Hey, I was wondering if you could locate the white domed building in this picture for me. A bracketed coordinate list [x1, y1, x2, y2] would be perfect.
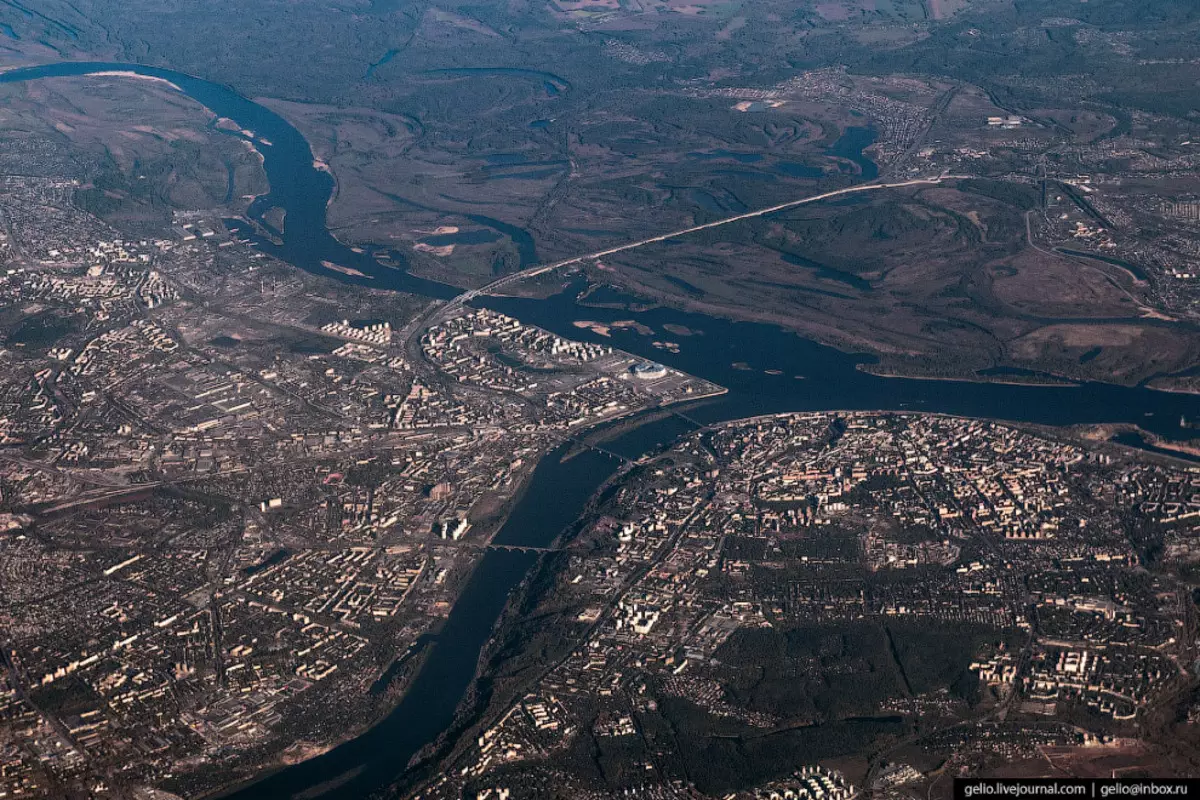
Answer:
[630, 361, 668, 380]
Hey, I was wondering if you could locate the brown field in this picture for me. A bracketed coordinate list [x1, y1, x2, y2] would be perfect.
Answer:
[1009, 323, 1199, 385]
[421, 8, 502, 37]
[993, 742, 1167, 780]
[1032, 108, 1120, 142]
[552, 0, 621, 11]
[814, 3, 852, 21]
[987, 248, 1145, 319]
[596, 182, 1200, 386]
[0, 73, 266, 223]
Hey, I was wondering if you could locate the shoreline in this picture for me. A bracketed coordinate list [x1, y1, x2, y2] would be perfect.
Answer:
[185, 406, 1194, 799]
[389, 403, 708, 797]
[856, 365, 1080, 388]
[705, 409, 1200, 468]
[200, 394, 722, 800]
[81, 69, 185, 92]
[6, 58, 1193, 800]
[398, 405, 1200, 798]
[566, 278, 1193, 397]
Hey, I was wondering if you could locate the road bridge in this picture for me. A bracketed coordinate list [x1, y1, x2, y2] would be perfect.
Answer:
[484, 544, 560, 554]
[441, 176, 963, 314]
[403, 175, 965, 349]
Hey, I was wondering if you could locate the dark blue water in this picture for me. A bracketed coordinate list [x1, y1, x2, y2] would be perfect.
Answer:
[481, 283, 1199, 442]
[779, 252, 872, 291]
[1056, 248, 1150, 281]
[774, 161, 824, 179]
[364, 48, 399, 80]
[220, 443, 624, 799]
[222, 547, 537, 799]
[379, 190, 540, 269]
[0, 23, 19, 39]
[1113, 432, 1200, 464]
[0, 61, 1197, 800]
[706, 127, 877, 180]
[461, 213, 538, 268]
[827, 126, 878, 180]
[483, 153, 542, 165]
[0, 62, 459, 301]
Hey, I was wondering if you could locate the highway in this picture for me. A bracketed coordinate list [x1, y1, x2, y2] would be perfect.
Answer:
[441, 174, 964, 315]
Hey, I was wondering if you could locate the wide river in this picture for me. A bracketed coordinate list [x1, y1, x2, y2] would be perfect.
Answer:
[0, 62, 1197, 800]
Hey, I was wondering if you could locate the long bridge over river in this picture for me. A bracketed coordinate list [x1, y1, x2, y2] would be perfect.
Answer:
[483, 543, 560, 554]
[441, 175, 963, 314]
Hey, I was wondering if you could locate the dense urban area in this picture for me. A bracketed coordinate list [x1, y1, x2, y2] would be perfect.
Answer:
[0, 0, 1199, 797]
[0, 191, 728, 796]
[421, 413, 1200, 799]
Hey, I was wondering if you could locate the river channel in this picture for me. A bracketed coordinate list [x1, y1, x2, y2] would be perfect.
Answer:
[0, 61, 1196, 800]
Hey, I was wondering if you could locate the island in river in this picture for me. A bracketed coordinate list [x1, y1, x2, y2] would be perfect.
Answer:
[0, 58, 1197, 800]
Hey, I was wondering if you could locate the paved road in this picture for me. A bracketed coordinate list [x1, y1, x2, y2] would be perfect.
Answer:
[444, 175, 963, 314]
[1024, 210, 1149, 311]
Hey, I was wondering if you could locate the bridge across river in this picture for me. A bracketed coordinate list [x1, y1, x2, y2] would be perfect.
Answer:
[442, 176, 962, 313]
[484, 543, 560, 554]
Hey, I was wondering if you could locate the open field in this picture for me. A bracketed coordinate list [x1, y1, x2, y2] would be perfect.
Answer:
[577, 181, 1198, 385]
[0, 74, 267, 230]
